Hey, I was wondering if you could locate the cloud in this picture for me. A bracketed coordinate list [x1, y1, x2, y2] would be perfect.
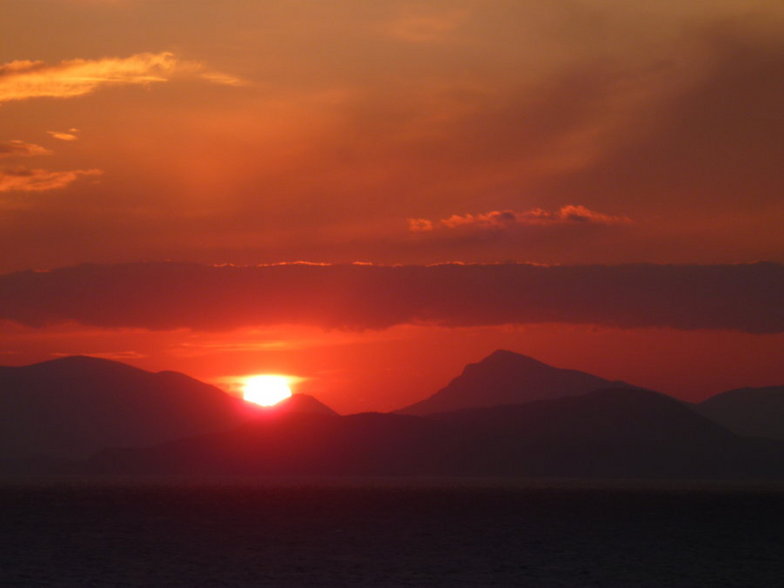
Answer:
[409, 205, 632, 233]
[0, 167, 102, 192]
[0, 52, 243, 103]
[197, 71, 246, 87]
[314, 14, 784, 238]
[0, 140, 51, 158]
[0, 262, 781, 333]
[47, 129, 79, 141]
[407, 218, 435, 232]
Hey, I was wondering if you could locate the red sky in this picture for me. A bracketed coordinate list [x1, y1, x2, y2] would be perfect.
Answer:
[2, 1, 783, 413]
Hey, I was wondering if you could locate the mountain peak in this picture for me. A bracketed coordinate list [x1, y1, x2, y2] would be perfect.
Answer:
[32, 355, 119, 366]
[479, 349, 550, 368]
[487, 349, 532, 359]
[398, 350, 633, 415]
[252, 393, 338, 417]
[33, 355, 126, 367]
[18, 355, 148, 378]
[0, 355, 249, 460]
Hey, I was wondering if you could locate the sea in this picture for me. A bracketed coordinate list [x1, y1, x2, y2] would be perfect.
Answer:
[2, 477, 783, 587]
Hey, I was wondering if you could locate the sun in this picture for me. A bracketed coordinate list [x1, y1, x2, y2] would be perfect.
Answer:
[242, 375, 293, 407]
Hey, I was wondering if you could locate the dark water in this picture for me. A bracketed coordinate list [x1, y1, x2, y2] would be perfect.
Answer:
[2, 478, 783, 587]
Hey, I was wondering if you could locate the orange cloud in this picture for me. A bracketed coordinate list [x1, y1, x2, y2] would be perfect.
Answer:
[0, 167, 102, 192]
[407, 218, 435, 232]
[47, 129, 79, 141]
[409, 205, 632, 232]
[0, 52, 243, 103]
[0, 140, 51, 158]
[197, 71, 246, 87]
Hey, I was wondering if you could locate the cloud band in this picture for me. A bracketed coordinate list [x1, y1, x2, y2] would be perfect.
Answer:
[0, 262, 781, 333]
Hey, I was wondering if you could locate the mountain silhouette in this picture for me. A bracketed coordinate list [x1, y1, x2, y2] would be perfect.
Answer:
[90, 387, 784, 479]
[430, 387, 777, 478]
[255, 393, 338, 416]
[7, 353, 784, 479]
[0, 356, 253, 459]
[398, 349, 634, 415]
[697, 386, 784, 441]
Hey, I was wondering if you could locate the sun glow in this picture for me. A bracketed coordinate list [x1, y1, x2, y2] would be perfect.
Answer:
[242, 375, 293, 406]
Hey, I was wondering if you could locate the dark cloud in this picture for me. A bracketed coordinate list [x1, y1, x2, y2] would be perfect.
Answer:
[0, 262, 781, 333]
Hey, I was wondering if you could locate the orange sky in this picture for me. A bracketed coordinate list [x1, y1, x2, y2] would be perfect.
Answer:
[2, 1, 784, 413]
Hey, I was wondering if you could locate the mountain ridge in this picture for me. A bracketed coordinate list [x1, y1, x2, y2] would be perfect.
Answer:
[6, 351, 784, 479]
[0, 355, 251, 459]
[697, 386, 784, 441]
[89, 386, 784, 479]
[253, 393, 339, 417]
[397, 349, 635, 415]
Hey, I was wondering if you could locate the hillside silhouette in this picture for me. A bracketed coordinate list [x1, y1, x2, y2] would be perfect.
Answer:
[90, 387, 784, 479]
[5, 352, 784, 479]
[398, 349, 633, 415]
[253, 393, 338, 416]
[0, 356, 251, 459]
[697, 386, 784, 440]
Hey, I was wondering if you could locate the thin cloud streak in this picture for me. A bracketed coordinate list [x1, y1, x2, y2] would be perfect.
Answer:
[0, 262, 781, 333]
[409, 205, 632, 232]
[0, 52, 243, 103]
[0, 140, 52, 158]
[0, 167, 102, 192]
[47, 129, 79, 141]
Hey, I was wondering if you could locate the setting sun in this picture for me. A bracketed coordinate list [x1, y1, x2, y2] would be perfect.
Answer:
[242, 375, 293, 407]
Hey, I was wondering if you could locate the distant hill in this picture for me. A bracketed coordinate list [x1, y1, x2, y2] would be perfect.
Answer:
[697, 386, 784, 441]
[90, 387, 784, 479]
[431, 387, 777, 478]
[0, 356, 253, 459]
[256, 393, 338, 417]
[398, 349, 634, 415]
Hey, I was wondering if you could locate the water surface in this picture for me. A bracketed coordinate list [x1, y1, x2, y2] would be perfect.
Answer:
[2, 477, 783, 586]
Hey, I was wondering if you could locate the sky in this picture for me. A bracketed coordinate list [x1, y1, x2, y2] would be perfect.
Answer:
[2, 0, 783, 413]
